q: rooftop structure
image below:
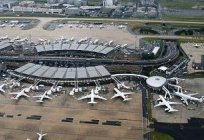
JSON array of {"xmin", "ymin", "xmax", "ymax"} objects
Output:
[
  {"xmin": 146, "ymin": 76, "xmax": 167, "ymax": 89},
  {"xmin": 12, "ymin": 63, "xmax": 111, "ymax": 83},
  {"xmin": 34, "ymin": 43, "xmax": 115, "ymax": 55}
]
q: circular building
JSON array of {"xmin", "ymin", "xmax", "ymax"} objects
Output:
[{"xmin": 146, "ymin": 76, "xmax": 167, "ymax": 90}]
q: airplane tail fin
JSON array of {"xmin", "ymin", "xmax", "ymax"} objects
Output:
[
  {"xmin": 88, "ymin": 101, "xmax": 97, "ymax": 104},
  {"xmin": 37, "ymin": 133, "xmax": 47, "ymax": 137},
  {"xmin": 123, "ymin": 98, "xmax": 132, "ymax": 101}
]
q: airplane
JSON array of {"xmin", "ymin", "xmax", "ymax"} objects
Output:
[
  {"xmin": 0, "ymin": 24, "xmax": 5, "ymax": 28},
  {"xmin": 171, "ymin": 85, "xmax": 203, "ymax": 105},
  {"xmin": 19, "ymin": 24, "xmax": 25, "ymax": 28},
  {"xmin": 9, "ymin": 80, "xmax": 21, "ymax": 89},
  {"xmin": 111, "ymin": 88, "xmax": 133, "ymax": 101},
  {"xmin": 118, "ymin": 25, "xmax": 125, "ymax": 29},
  {"xmin": 38, "ymin": 38, "xmax": 46, "ymax": 42},
  {"xmin": 70, "ymin": 37, "xmax": 75, "ymax": 41},
  {"xmin": 57, "ymin": 24, "xmax": 64, "ymax": 28},
  {"xmin": 154, "ymin": 95, "xmax": 181, "ymax": 112},
  {"xmin": 0, "ymin": 35, "xmax": 8, "ymax": 40},
  {"xmin": 116, "ymin": 82, "xmax": 131, "ymax": 90},
  {"xmin": 37, "ymin": 131, "xmax": 47, "ymax": 140},
  {"xmin": 99, "ymin": 25, "xmax": 104, "ymax": 29},
  {"xmin": 88, "ymin": 24, "xmax": 93, "ymax": 29},
  {"xmin": 9, "ymin": 88, "xmax": 30, "ymax": 100},
  {"xmin": 47, "ymin": 85, "xmax": 62, "ymax": 95},
  {"xmin": 108, "ymin": 40, "xmax": 113, "ymax": 46},
  {"xmin": 33, "ymin": 91, "xmax": 52, "ymax": 103},
  {"xmin": 121, "ymin": 44, "xmax": 128, "ymax": 48},
  {"xmin": 168, "ymin": 77, "xmax": 185, "ymax": 85},
  {"xmin": 68, "ymin": 24, "xmax": 73, "ymax": 28},
  {"xmin": 78, "ymin": 89, "xmax": 107, "ymax": 104},
  {"xmin": 93, "ymin": 39, "xmax": 99, "ymax": 44},
  {"xmin": 0, "ymin": 84, "xmax": 6, "ymax": 93},
  {"xmin": 193, "ymin": 43, "xmax": 201, "ymax": 48},
  {"xmin": 9, "ymin": 24, "xmax": 15, "ymax": 27}
]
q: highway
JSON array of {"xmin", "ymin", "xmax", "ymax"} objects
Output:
[{"xmin": 0, "ymin": 42, "xmax": 179, "ymax": 67}]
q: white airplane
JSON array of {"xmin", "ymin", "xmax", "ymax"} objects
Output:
[
  {"xmin": 99, "ymin": 25, "xmax": 104, "ymax": 29},
  {"xmin": 0, "ymin": 84, "xmax": 6, "ymax": 93},
  {"xmin": 38, "ymin": 38, "xmax": 46, "ymax": 42},
  {"xmin": 93, "ymin": 39, "xmax": 99, "ymax": 44},
  {"xmin": 9, "ymin": 24, "xmax": 15, "ymax": 27},
  {"xmin": 118, "ymin": 25, "xmax": 125, "ymax": 29},
  {"xmin": 78, "ymin": 89, "xmax": 107, "ymax": 104},
  {"xmin": 57, "ymin": 24, "xmax": 64, "ymax": 28},
  {"xmin": 70, "ymin": 37, "xmax": 75, "ymax": 41},
  {"xmin": 0, "ymin": 24, "xmax": 5, "ymax": 28},
  {"xmin": 19, "ymin": 24, "xmax": 24, "ymax": 28},
  {"xmin": 154, "ymin": 95, "xmax": 181, "ymax": 112},
  {"xmin": 69, "ymin": 24, "xmax": 73, "ymax": 28},
  {"xmin": 111, "ymin": 88, "xmax": 133, "ymax": 101},
  {"xmin": 0, "ymin": 35, "xmax": 8, "ymax": 40},
  {"xmin": 117, "ymin": 82, "xmax": 130, "ymax": 90},
  {"xmin": 108, "ymin": 40, "xmax": 113, "ymax": 46},
  {"xmin": 88, "ymin": 24, "xmax": 93, "ymax": 29},
  {"xmin": 9, "ymin": 80, "xmax": 21, "ymax": 89},
  {"xmin": 33, "ymin": 91, "xmax": 52, "ymax": 103},
  {"xmin": 47, "ymin": 85, "xmax": 62, "ymax": 95},
  {"xmin": 9, "ymin": 88, "xmax": 30, "ymax": 100},
  {"xmin": 37, "ymin": 131, "xmax": 47, "ymax": 140},
  {"xmin": 172, "ymin": 85, "xmax": 203, "ymax": 105},
  {"xmin": 168, "ymin": 77, "xmax": 185, "ymax": 85},
  {"xmin": 193, "ymin": 43, "xmax": 201, "ymax": 48}
]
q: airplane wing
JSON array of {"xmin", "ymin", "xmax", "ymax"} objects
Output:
[
  {"xmin": 111, "ymin": 94, "xmax": 120, "ymax": 99},
  {"xmin": 0, "ymin": 89, "xmax": 5, "ymax": 93},
  {"xmin": 123, "ymin": 92, "xmax": 133, "ymax": 95},
  {"xmin": 168, "ymin": 108, "xmax": 179, "ymax": 112},
  {"xmin": 44, "ymin": 95, "xmax": 52, "ymax": 99},
  {"xmin": 154, "ymin": 102, "xmax": 165, "ymax": 107},
  {"xmin": 181, "ymin": 98, "xmax": 188, "ymax": 105},
  {"xmin": 167, "ymin": 101, "xmax": 181, "ymax": 105},
  {"xmin": 187, "ymin": 93, "xmax": 199, "ymax": 96},
  {"xmin": 93, "ymin": 94, "xmax": 107, "ymax": 100},
  {"xmin": 8, "ymin": 92, "xmax": 18, "ymax": 95},
  {"xmin": 78, "ymin": 94, "xmax": 91, "ymax": 100},
  {"xmin": 22, "ymin": 93, "xmax": 30, "ymax": 98},
  {"xmin": 33, "ymin": 95, "xmax": 42, "ymax": 98}
]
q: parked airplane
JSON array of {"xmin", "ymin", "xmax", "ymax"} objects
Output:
[
  {"xmin": 111, "ymin": 88, "xmax": 133, "ymax": 101},
  {"xmin": 47, "ymin": 85, "xmax": 62, "ymax": 95},
  {"xmin": 70, "ymin": 37, "xmax": 75, "ymax": 41},
  {"xmin": 9, "ymin": 24, "xmax": 15, "ymax": 27},
  {"xmin": 19, "ymin": 24, "xmax": 25, "ymax": 28},
  {"xmin": 117, "ymin": 82, "xmax": 131, "ymax": 90},
  {"xmin": 37, "ymin": 131, "xmax": 47, "ymax": 140},
  {"xmin": 99, "ymin": 25, "xmax": 104, "ymax": 29},
  {"xmin": 168, "ymin": 77, "xmax": 185, "ymax": 84},
  {"xmin": 9, "ymin": 80, "xmax": 21, "ymax": 88},
  {"xmin": 0, "ymin": 84, "xmax": 6, "ymax": 93},
  {"xmin": 0, "ymin": 35, "xmax": 8, "ymax": 40},
  {"xmin": 118, "ymin": 25, "xmax": 125, "ymax": 29},
  {"xmin": 33, "ymin": 91, "xmax": 52, "ymax": 103},
  {"xmin": 57, "ymin": 24, "xmax": 64, "ymax": 28},
  {"xmin": 9, "ymin": 88, "xmax": 30, "ymax": 100},
  {"xmin": 154, "ymin": 95, "xmax": 181, "ymax": 112},
  {"xmin": 0, "ymin": 24, "xmax": 5, "ymax": 28},
  {"xmin": 78, "ymin": 89, "xmax": 107, "ymax": 104},
  {"xmin": 193, "ymin": 43, "xmax": 201, "ymax": 48},
  {"xmin": 172, "ymin": 85, "xmax": 203, "ymax": 105},
  {"xmin": 38, "ymin": 38, "xmax": 46, "ymax": 42}
]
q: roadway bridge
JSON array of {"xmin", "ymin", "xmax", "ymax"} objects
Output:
[{"xmin": 0, "ymin": 43, "xmax": 179, "ymax": 67}]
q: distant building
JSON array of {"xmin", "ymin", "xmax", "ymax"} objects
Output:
[
  {"xmin": 0, "ymin": 0, "xmax": 17, "ymax": 11},
  {"xmin": 65, "ymin": 7, "xmax": 82, "ymax": 16}
]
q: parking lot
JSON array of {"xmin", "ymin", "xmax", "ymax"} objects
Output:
[{"xmin": 181, "ymin": 43, "xmax": 204, "ymax": 73}]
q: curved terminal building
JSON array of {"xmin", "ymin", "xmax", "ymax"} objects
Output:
[
  {"xmin": 146, "ymin": 76, "xmax": 167, "ymax": 90},
  {"xmin": 10, "ymin": 63, "xmax": 111, "ymax": 83}
]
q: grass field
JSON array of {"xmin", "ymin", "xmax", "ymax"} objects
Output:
[
  {"xmin": 156, "ymin": 0, "xmax": 204, "ymax": 9},
  {"xmin": 150, "ymin": 131, "xmax": 175, "ymax": 140}
]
